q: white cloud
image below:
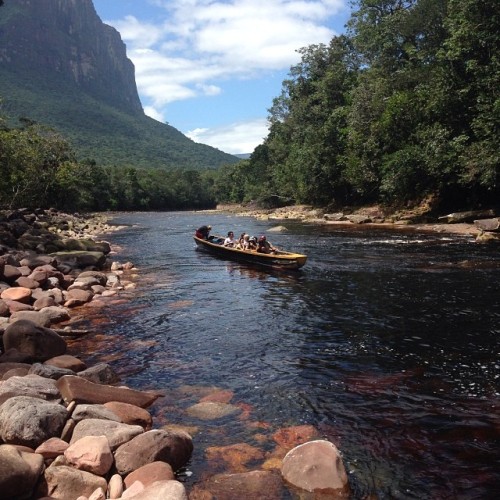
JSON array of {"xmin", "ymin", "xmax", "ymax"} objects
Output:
[
  {"xmin": 101, "ymin": 0, "xmax": 347, "ymax": 152},
  {"xmin": 105, "ymin": 0, "xmax": 346, "ymax": 107},
  {"xmin": 186, "ymin": 118, "xmax": 269, "ymax": 154},
  {"xmin": 144, "ymin": 106, "xmax": 165, "ymax": 122}
]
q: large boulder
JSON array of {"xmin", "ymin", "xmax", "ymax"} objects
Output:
[
  {"xmin": 35, "ymin": 437, "xmax": 69, "ymax": 460},
  {"xmin": 71, "ymin": 403, "xmax": 122, "ymax": 423},
  {"xmin": 56, "ymin": 375, "xmax": 160, "ymax": 408},
  {"xmin": 103, "ymin": 401, "xmax": 152, "ymax": 430},
  {"xmin": 70, "ymin": 419, "xmax": 144, "ymax": 451},
  {"xmin": 0, "ymin": 396, "xmax": 68, "ymax": 448},
  {"xmin": 2, "ymin": 320, "xmax": 67, "ymax": 362},
  {"xmin": 124, "ymin": 461, "xmax": 175, "ymax": 489},
  {"xmin": 50, "ymin": 251, "xmax": 106, "ymax": 270},
  {"xmin": 0, "ymin": 374, "xmax": 61, "ymax": 402},
  {"xmin": 114, "ymin": 429, "xmax": 193, "ymax": 475},
  {"xmin": 29, "ymin": 362, "xmax": 75, "ymax": 380},
  {"xmin": 45, "ymin": 354, "xmax": 87, "ymax": 372},
  {"xmin": 121, "ymin": 480, "xmax": 187, "ymax": 500},
  {"xmin": 0, "ymin": 444, "xmax": 45, "ymax": 500},
  {"xmin": 281, "ymin": 440, "xmax": 350, "ymax": 495},
  {"xmin": 64, "ymin": 435, "xmax": 114, "ymax": 475},
  {"xmin": 37, "ymin": 465, "xmax": 108, "ymax": 499},
  {"xmin": 8, "ymin": 310, "xmax": 52, "ymax": 327},
  {"xmin": 77, "ymin": 362, "xmax": 120, "ymax": 385},
  {"xmin": 0, "ymin": 286, "xmax": 31, "ymax": 303}
]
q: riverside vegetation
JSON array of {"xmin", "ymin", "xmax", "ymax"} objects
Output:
[
  {"xmin": 1, "ymin": 0, "xmax": 498, "ymax": 217},
  {"xmin": 0, "ymin": 209, "xmax": 351, "ymax": 499}
]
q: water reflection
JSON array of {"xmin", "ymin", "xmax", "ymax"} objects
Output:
[{"xmin": 79, "ymin": 212, "xmax": 500, "ymax": 498}]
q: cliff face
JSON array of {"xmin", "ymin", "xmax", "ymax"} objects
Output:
[{"xmin": 0, "ymin": 0, "xmax": 143, "ymax": 114}]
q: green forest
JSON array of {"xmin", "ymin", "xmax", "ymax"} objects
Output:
[
  {"xmin": 1, "ymin": 0, "xmax": 498, "ymax": 213},
  {"xmin": 215, "ymin": 0, "xmax": 499, "ymax": 212}
]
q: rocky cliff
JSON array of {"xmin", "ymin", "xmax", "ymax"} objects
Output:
[
  {"xmin": 0, "ymin": 0, "xmax": 142, "ymax": 114},
  {"xmin": 0, "ymin": 0, "xmax": 237, "ymax": 168}
]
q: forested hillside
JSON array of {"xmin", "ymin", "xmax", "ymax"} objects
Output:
[
  {"xmin": 0, "ymin": 0, "xmax": 238, "ymax": 170},
  {"xmin": 214, "ymin": 0, "xmax": 499, "ymax": 212}
]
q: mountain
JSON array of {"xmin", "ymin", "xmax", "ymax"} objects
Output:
[{"xmin": 0, "ymin": 0, "xmax": 238, "ymax": 169}]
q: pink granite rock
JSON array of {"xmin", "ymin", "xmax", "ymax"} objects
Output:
[
  {"xmin": 0, "ymin": 444, "xmax": 45, "ymax": 499},
  {"xmin": 45, "ymin": 354, "xmax": 87, "ymax": 372},
  {"xmin": 124, "ymin": 461, "xmax": 175, "ymax": 489},
  {"xmin": 1, "ymin": 286, "xmax": 32, "ymax": 302},
  {"xmin": 35, "ymin": 437, "xmax": 69, "ymax": 459},
  {"xmin": 103, "ymin": 401, "xmax": 153, "ymax": 430},
  {"xmin": 37, "ymin": 465, "xmax": 107, "ymax": 499},
  {"xmin": 123, "ymin": 480, "xmax": 187, "ymax": 500},
  {"xmin": 281, "ymin": 440, "xmax": 350, "ymax": 495},
  {"xmin": 56, "ymin": 375, "xmax": 160, "ymax": 408},
  {"xmin": 70, "ymin": 419, "xmax": 144, "ymax": 451},
  {"xmin": 114, "ymin": 429, "xmax": 193, "ymax": 475},
  {"xmin": 65, "ymin": 435, "xmax": 114, "ymax": 475}
]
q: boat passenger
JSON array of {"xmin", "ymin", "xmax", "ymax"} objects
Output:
[
  {"xmin": 241, "ymin": 234, "xmax": 251, "ymax": 250},
  {"xmin": 195, "ymin": 225, "xmax": 212, "ymax": 240},
  {"xmin": 223, "ymin": 231, "xmax": 236, "ymax": 247},
  {"xmin": 257, "ymin": 235, "xmax": 276, "ymax": 254},
  {"xmin": 248, "ymin": 236, "xmax": 258, "ymax": 250},
  {"xmin": 236, "ymin": 232, "xmax": 246, "ymax": 249}
]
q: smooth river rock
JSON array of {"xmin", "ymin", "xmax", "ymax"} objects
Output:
[
  {"xmin": 281, "ymin": 440, "xmax": 350, "ymax": 495},
  {"xmin": 185, "ymin": 401, "xmax": 241, "ymax": 420},
  {"xmin": 0, "ymin": 396, "xmax": 68, "ymax": 448},
  {"xmin": 2, "ymin": 319, "xmax": 67, "ymax": 361},
  {"xmin": 70, "ymin": 419, "xmax": 144, "ymax": 451},
  {"xmin": 114, "ymin": 429, "xmax": 193, "ymax": 475},
  {"xmin": 0, "ymin": 444, "xmax": 45, "ymax": 500},
  {"xmin": 56, "ymin": 375, "xmax": 160, "ymax": 408}
]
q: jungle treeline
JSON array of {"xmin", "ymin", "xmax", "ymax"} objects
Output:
[
  {"xmin": 216, "ymin": 0, "xmax": 499, "ymax": 211},
  {"xmin": 0, "ymin": 120, "xmax": 218, "ymax": 211},
  {"xmin": 1, "ymin": 0, "xmax": 498, "ymax": 213}
]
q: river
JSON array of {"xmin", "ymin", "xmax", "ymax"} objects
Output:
[{"xmin": 74, "ymin": 211, "xmax": 499, "ymax": 499}]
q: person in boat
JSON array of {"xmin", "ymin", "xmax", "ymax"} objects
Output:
[
  {"xmin": 236, "ymin": 232, "xmax": 246, "ymax": 249},
  {"xmin": 223, "ymin": 231, "xmax": 236, "ymax": 247},
  {"xmin": 257, "ymin": 235, "xmax": 276, "ymax": 254},
  {"xmin": 195, "ymin": 225, "xmax": 212, "ymax": 240},
  {"xmin": 241, "ymin": 234, "xmax": 251, "ymax": 250},
  {"xmin": 248, "ymin": 236, "xmax": 258, "ymax": 250}
]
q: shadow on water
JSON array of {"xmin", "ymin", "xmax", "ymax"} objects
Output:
[{"xmin": 72, "ymin": 212, "xmax": 499, "ymax": 498}]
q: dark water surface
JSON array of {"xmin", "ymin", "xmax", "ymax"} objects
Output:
[{"xmin": 76, "ymin": 212, "xmax": 499, "ymax": 499}]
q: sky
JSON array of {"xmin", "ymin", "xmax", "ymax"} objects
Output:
[{"xmin": 92, "ymin": 0, "xmax": 350, "ymax": 155}]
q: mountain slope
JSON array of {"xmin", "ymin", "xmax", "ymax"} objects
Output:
[{"xmin": 0, "ymin": 0, "xmax": 238, "ymax": 169}]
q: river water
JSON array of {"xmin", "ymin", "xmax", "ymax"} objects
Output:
[{"xmin": 74, "ymin": 212, "xmax": 499, "ymax": 499}]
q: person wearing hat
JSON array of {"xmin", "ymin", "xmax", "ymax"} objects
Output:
[
  {"xmin": 257, "ymin": 235, "xmax": 276, "ymax": 254},
  {"xmin": 248, "ymin": 236, "xmax": 258, "ymax": 250},
  {"xmin": 195, "ymin": 225, "xmax": 212, "ymax": 239}
]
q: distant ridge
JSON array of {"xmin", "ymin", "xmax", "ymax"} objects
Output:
[{"xmin": 0, "ymin": 0, "xmax": 238, "ymax": 169}]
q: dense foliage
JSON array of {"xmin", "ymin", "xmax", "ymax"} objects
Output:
[
  {"xmin": 0, "ymin": 119, "xmax": 217, "ymax": 211},
  {"xmin": 1, "ymin": 0, "xmax": 497, "ymax": 213},
  {"xmin": 214, "ymin": 0, "xmax": 499, "ymax": 211},
  {"xmin": 0, "ymin": 70, "xmax": 238, "ymax": 170}
]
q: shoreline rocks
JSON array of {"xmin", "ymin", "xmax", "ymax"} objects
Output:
[{"xmin": 215, "ymin": 203, "xmax": 500, "ymax": 240}]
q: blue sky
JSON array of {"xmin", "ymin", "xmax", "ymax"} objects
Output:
[{"xmin": 92, "ymin": 0, "xmax": 350, "ymax": 154}]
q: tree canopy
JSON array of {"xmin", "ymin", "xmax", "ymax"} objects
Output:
[{"xmin": 214, "ymin": 0, "xmax": 499, "ymax": 212}]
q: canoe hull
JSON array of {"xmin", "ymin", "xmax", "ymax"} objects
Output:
[{"xmin": 194, "ymin": 236, "xmax": 307, "ymax": 270}]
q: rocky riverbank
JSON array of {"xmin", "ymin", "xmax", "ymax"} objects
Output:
[
  {"xmin": 0, "ymin": 209, "xmax": 351, "ymax": 499},
  {"xmin": 216, "ymin": 203, "xmax": 500, "ymax": 241}
]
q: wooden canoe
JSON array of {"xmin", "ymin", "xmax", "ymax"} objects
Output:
[{"xmin": 193, "ymin": 235, "xmax": 307, "ymax": 270}]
